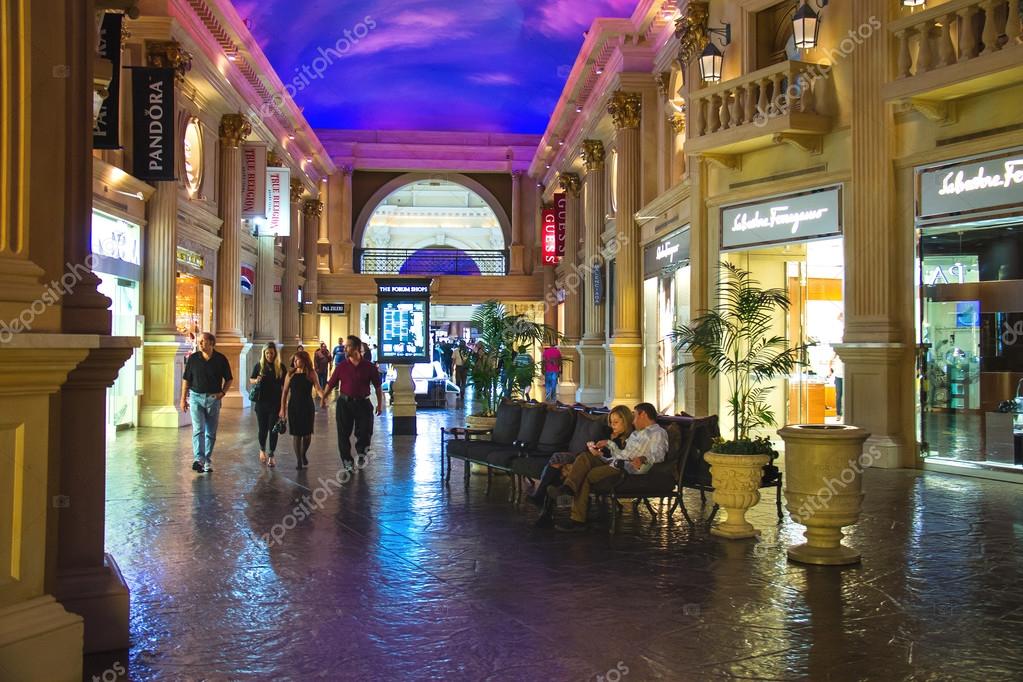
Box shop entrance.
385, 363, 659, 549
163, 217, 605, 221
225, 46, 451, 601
175, 272, 214, 346
722, 237, 846, 432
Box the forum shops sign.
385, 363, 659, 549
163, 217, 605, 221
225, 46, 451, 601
720, 185, 843, 250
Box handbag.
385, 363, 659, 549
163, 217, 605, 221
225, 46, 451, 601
272, 417, 287, 435
248, 382, 261, 403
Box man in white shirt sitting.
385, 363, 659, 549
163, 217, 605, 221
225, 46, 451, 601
552, 403, 669, 532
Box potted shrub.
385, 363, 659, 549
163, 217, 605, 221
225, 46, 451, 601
464, 301, 558, 430
671, 261, 811, 539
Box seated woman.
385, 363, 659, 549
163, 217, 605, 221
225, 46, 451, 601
530, 405, 634, 527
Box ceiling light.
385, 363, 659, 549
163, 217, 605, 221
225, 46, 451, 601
558, 140, 565, 147
288, 133, 296, 140
595, 66, 603, 74
575, 105, 583, 113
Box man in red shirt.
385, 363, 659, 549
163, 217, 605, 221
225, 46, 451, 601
321, 335, 384, 470
542, 344, 562, 401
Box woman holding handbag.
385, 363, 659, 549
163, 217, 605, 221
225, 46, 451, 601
250, 342, 285, 468
281, 350, 322, 469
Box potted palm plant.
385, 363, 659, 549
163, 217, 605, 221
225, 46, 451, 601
464, 300, 558, 429
671, 261, 811, 539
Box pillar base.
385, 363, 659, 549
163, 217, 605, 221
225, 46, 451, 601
140, 339, 189, 428
576, 339, 607, 406
55, 554, 129, 653
216, 340, 252, 409
607, 340, 643, 406
0, 595, 83, 681
391, 364, 417, 436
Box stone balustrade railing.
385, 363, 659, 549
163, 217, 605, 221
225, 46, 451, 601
891, 0, 1022, 79
687, 60, 826, 141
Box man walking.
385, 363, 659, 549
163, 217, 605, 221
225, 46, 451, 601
314, 341, 331, 389
542, 343, 562, 401
180, 332, 233, 473
321, 335, 384, 470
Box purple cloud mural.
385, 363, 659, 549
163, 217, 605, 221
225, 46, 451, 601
231, 0, 636, 133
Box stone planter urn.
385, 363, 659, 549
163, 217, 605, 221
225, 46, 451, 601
705, 452, 771, 539
778, 424, 871, 566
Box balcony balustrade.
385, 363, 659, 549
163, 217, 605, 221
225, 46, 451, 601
356, 248, 507, 276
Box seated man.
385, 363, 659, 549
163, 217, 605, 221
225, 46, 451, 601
550, 403, 668, 532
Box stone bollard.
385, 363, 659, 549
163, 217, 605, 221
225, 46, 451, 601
778, 424, 871, 565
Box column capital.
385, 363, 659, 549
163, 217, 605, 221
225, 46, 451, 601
511, 169, 524, 180
608, 91, 642, 130
267, 150, 284, 167
668, 111, 686, 133
581, 139, 605, 173
218, 113, 251, 148
290, 178, 305, 203
303, 199, 323, 217
655, 71, 672, 99
145, 40, 192, 80
674, 1, 710, 65
340, 164, 354, 176
558, 173, 581, 197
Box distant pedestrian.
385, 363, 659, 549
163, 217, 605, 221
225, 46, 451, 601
289, 343, 305, 370
513, 345, 534, 399
321, 335, 384, 471
250, 341, 285, 468
180, 332, 233, 473
280, 350, 322, 470
314, 341, 331, 389
332, 337, 345, 369
452, 341, 469, 396
542, 343, 562, 401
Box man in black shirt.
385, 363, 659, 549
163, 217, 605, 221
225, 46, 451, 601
180, 332, 233, 473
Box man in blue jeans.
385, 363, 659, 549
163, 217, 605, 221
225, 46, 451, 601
180, 332, 233, 473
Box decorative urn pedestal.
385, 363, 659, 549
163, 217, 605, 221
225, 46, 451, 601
705, 452, 771, 539
778, 424, 871, 566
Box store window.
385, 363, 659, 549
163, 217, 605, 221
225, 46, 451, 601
642, 226, 691, 414
915, 148, 1023, 474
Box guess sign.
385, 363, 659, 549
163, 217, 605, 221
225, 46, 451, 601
542, 205, 559, 266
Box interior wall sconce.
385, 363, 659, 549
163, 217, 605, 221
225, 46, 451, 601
699, 23, 731, 83
901, 0, 926, 6
793, 0, 829, 50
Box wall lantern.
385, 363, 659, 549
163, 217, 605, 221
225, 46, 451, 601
793, 0, 829, 51
901, 0, 926, 6
698, 23, 731, 83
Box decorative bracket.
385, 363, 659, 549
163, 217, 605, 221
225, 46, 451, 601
909, 98, 957, 125
700, 153, 741, 171
772, 132, 823, 155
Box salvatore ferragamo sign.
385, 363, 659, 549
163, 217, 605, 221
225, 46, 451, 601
918, 149, 1023, 221
720, 186, 842, 250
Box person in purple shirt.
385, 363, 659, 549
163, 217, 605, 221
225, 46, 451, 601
320, 335, 384, 470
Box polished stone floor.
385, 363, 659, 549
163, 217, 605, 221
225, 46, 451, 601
86, 403, 1023, 681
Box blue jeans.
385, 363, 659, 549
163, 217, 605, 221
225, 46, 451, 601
545, 371, 559, 400
189, 391, 222, 462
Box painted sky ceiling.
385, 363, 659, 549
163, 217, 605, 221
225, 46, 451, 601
233, 0, 636, 134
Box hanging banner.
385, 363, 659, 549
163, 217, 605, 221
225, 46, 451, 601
240, 264, 255, 295
259, 166, 291, 236
131, 67, 176, 181
542, 205, 559, 266
241, 143, 267, 218
93, 13, 123, 149
555, 192, 567, 257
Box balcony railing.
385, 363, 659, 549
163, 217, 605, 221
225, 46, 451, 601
356, 248, 508, 276
891, 0, 1021, 80
685, 60, 831, 157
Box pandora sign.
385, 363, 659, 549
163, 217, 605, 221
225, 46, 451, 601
721, 186, 842, 250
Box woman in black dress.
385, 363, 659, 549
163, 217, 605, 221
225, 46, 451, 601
280, 350, 322, 469
249, 342, 285, 468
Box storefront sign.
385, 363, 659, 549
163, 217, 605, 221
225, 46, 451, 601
273, 283, 282, 293
644, 225, 691, 275
555, 192, 567, 257
93, 13, 122, 149
376, 279, 431, 364
176, 246, 204, 270
240, 264, 255, 295
542, 205, 559, 266
92, 213, 140, 266
721, 186, 842, 250
241, 143, 267, 218
131, 67, 176, 181
319, 303, 347, 314
918, 149, 1023, 220
258, 167, 291, 236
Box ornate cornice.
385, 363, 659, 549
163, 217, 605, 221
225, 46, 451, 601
674, 1, 710, 66
608, 91, 642, 130
581, 140, 606, 173
558, 173, 582, 197
218, 113, 251, 148
145, 40, 192, 81
290, 178, 305, 203
303, 199, 323, 218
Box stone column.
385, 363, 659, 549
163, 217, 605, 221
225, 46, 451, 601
302, 199, 323, 345
557, 173, 582, 402
328, 166, 354, 274
140, 44, 189, 427
214, 114, 253, 409
253, 235, 277, 343
280, 179, 303, 360
835, 0, 913, 469
606, 92, 643, 406
576, 139, 608, 405
685, 156, 710, 416
509, 170, 525, 274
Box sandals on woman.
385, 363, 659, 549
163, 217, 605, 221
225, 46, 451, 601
267, 455, 276, 468
259, 451, 268, 465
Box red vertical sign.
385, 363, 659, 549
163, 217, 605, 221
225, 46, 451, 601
555, 192, 567, 257
542, 205, 559, 266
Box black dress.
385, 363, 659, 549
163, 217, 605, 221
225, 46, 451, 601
287, 373, 316, 437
